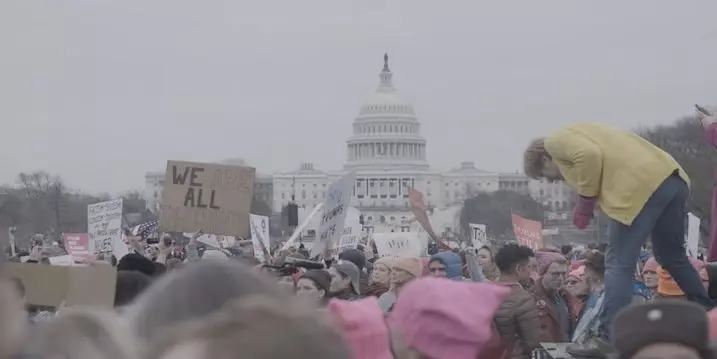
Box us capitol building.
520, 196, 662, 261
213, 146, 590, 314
145, 54, 572, 231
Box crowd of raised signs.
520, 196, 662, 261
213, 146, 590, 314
5, 111, 717, 359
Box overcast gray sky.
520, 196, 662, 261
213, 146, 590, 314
2, 0, 717, 194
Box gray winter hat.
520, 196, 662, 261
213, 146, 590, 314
334, 260, 361, 295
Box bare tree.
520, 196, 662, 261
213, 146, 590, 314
121, 189, 147, 214
17, 171, 66, 236
460, 189, 545, 243
639, 117, 716, 235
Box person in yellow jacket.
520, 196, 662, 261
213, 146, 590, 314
523, 122, 713, 343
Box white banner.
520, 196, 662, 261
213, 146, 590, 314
87, 199, 123, 256
282, 202, 323, 251
331, 226, 361, 257
372, 232, 423, 258
250, 214, 271, 262
311, 172, 357, 257
469, 223, 487, 247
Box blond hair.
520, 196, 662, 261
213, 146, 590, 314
32, 307, 139, 359
523, 137, 547, 179
147, 295, 350, 359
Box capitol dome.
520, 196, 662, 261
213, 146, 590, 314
345, 54, 429, 170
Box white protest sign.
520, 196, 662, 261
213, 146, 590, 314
469, 223, 487, 247
686, 212, 700, 257
311, 172, 357, 258
372, 233, 423, 257
196, 234, 222, 249
48, 255, 74, 266
115, 233, 130, 260
250, 214, 271, 262
87, 199, 123, 256
282, 202, 323, 251
331, 227, 361, 258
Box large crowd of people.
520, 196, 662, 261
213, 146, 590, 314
1, 234, 717, 359
4, 116, 717, 359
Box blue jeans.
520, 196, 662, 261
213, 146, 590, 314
600, 174, 714, 340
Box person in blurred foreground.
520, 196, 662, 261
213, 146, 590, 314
328, 277, 511, 359
612, 301, 713, 359
524, 122, 713, 343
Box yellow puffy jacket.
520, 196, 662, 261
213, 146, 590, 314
545, 123, 689, 225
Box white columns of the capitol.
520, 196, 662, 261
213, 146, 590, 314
347, 141, 425, 161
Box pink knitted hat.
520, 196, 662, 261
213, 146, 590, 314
569, 265, 585, 279
328, 297, 392, 359
642, 257, 659, 273
390, 277, 510, 359
535, 251, 567, 275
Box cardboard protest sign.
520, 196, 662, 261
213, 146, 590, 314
5, 263, 116, 308
48, 255, 74, 266
159, 161, 255, 237
87, 199, 123, 255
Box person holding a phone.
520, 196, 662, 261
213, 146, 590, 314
523, 122, 713, 347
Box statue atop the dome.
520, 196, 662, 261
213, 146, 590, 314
383, 52, 389, 71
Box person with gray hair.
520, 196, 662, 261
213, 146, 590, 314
125, 259, 288, 344
24, 307, 139, 359
146, 296, 350, 359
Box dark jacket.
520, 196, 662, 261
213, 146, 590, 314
494, 281, 540, 359
359, 271, 370, 295
330, 288, 361, 301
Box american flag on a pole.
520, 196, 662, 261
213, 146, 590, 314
133, 220, 159, 240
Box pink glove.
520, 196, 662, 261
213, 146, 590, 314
573, 196, 597, 230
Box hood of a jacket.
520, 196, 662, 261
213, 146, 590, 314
430, 252, 463, 280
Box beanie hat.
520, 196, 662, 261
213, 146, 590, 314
392, 256, 423, 278
117, 253, 156, 277
569, 259, 585, 271
373, 256, 395, 269
534, 251, 567, 276
429, 252, 463, 280
339, 249, 366, 270
390, 277, 511, 359
569, 265, 585, 279
299, 270, 332, 294
328, 297, 392, 359
613, 301, 709, 359
334, 261, 362, 295
657, 267, 683, 296
657, 259, 703, 297
642, 257, 659, 273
